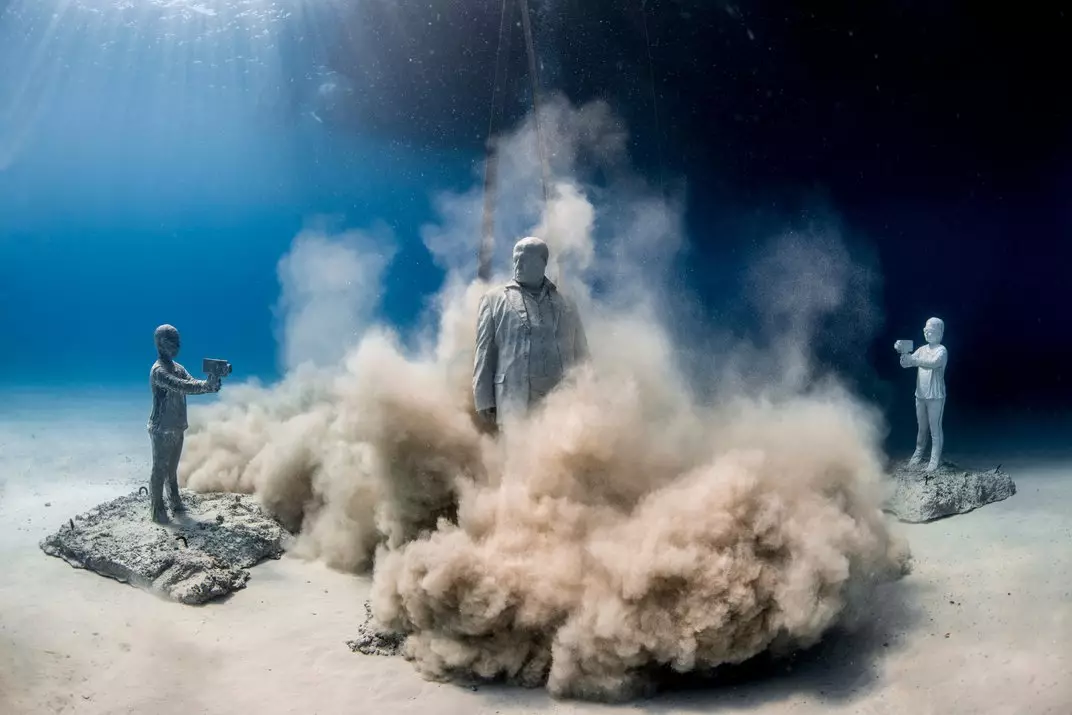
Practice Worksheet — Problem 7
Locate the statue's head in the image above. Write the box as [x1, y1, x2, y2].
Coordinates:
[923, 317, 944, 345]
[512, 236, 549, 288]
[154, 324, 181, 358]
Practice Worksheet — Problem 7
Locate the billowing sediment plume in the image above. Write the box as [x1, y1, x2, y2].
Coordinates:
[179, 94, 908, 700]
[368, 366, 905, 701]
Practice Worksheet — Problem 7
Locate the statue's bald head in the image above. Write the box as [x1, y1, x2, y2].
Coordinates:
[512, 236, 549, 287]
[514, 236, 549, 261]
[155, 324, 180, 358]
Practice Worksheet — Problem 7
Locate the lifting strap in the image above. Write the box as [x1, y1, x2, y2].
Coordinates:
[478, 0, 550, 282]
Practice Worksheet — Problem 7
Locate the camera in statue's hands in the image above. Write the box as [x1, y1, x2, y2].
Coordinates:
[203, 358, 232, 392]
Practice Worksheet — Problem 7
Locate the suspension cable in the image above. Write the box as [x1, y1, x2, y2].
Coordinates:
[478, 0, 513, 282]
[479, 0, 551, 282]
[518, 0, 551, 208]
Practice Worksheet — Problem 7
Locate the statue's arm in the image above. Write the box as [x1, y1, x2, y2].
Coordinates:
[915, 346, 948, 369]
[473, 295, 497, 412]
[151, 365, 214, 395]
[904, 346, 948, 369]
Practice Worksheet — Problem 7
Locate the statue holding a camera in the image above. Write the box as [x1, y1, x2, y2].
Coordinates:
[894, 317, 948, 473]
[146, 324, 230, 523]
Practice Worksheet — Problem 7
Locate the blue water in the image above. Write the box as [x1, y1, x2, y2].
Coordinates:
[0, 1, 476, 388]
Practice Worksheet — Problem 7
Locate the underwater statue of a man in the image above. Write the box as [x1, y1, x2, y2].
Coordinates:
[473, 236, 589, 429]
[147, 324, 220, 523]
[897, 316, 948, 473]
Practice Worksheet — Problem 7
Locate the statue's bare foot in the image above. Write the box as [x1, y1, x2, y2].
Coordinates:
[151, 509, 170, 525]
[924, 461, 939, 473]
[170, 503, 186, 516]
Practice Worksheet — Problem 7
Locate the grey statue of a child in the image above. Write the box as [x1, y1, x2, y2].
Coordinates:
[897, 317, 948, 472]
[147, 324, 220, 523]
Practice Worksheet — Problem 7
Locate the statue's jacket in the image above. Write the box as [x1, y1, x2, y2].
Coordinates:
[147, 359, 213, 433]
[473, 278, 589, 425]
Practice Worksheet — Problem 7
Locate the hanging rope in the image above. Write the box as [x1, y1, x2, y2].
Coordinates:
[478, 0, 514, 282]
[478, 0, 552, 282]
[518, 0, 552, 209]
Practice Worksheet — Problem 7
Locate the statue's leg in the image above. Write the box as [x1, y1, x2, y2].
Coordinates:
[924, 398, 946, 472]
[909, 397, 928, 466]
[148, 431, 169, 523]
[165, 432, 185, 513]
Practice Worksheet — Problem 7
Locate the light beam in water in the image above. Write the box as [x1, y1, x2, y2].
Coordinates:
[0, 0, 365, 168]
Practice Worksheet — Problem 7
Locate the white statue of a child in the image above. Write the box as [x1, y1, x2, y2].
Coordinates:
[897, 317, 948, 472]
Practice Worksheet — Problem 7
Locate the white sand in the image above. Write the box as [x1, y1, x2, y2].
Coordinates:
[1, 392, 1069, 714]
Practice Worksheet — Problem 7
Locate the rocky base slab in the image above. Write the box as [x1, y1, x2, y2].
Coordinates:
[41, 489, 289, 604]
[885, 460, 1016, 523]
[347, 601, 405, 657]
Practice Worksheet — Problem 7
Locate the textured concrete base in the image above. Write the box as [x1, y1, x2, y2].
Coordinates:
[40, 489, 289, 604]
[885, 460, 1016, 523]
[347, 601, 405, 657]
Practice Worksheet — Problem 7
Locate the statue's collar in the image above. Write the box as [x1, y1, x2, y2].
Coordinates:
[506, 278, 556, 295]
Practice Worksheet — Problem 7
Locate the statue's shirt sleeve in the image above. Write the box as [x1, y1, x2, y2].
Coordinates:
[148, 361, 209, 432]
[914, 345, 948, 400]
[473, 294, 499, 412]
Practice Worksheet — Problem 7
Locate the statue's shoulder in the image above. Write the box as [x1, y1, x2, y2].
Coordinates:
[546, 281, 578, 309]
[555, 287, 578, 307]
[481, 283, 514, 304]
[151, 359, 187, 377]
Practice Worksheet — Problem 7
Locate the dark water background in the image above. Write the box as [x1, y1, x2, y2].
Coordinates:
[1, 1, 1069, 458]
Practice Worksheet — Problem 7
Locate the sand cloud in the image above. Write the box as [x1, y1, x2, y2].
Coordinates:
[179, 93, 908, 700]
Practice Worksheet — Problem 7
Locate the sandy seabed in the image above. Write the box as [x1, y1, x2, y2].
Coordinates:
[1, 392, 1069, 715]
